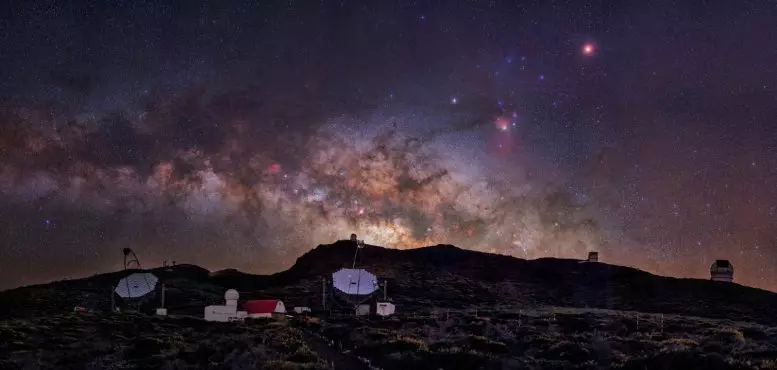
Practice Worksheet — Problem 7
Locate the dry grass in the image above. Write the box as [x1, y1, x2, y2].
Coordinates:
[297, 307, 777, 370]
[0, 312, 330, 370]
[3, 306, 777, 369]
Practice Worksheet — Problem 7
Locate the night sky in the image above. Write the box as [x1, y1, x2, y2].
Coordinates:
[1, 0, 775, 291]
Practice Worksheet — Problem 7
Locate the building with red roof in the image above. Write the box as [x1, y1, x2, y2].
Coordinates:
[244, 299, 286, 318]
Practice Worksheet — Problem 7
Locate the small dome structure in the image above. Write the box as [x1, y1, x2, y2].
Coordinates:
[224, 289, 239, 307]
[710, 260, 734, 282]
[350, 233, 358, 242]
[225, 289, 239, 301]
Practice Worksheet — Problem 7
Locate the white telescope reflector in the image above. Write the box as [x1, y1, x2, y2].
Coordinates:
[332, 268, 378, 296]
[115, 272, 158, 298]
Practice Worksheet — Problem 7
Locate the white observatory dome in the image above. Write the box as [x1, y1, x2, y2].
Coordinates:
[710, 260, 734, 282]
[224, 289, 239, 301]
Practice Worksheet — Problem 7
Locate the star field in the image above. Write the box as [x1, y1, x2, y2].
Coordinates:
[0, 0, 775, 291]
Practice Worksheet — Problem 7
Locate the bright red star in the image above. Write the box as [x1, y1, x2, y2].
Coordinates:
[582, 42, 596, 56]
[266, 162, 281, 175]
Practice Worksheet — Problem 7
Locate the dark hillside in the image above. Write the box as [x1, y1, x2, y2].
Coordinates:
[2, 240, 776, 326]
[287, 241, 777, 325]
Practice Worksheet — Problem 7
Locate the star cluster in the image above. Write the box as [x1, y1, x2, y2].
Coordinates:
[0, 0, 775, 291]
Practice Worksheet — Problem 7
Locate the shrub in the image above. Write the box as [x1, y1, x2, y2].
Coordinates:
[740, 326, 768, 341]
[285, 346, 319, 363]
[542, 340, 591, 363]
[660, 338, 699, 352]
[555, 313, 595, 333]
[709, 327, 746, 345]
[463, 335, 510, 354]
[619, 351, 736, 370]
[264, 360, 328, 370]
[386, 336, 428, 352]
[126, 336, 167, 358]
[421, 349, 496, 370]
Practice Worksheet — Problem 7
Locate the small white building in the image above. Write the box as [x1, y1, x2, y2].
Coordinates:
[376, 302, 395, 317]
[293, 306, 311, 314]
[204, 289, 247, 322]
[710, 260, 734, 282]
[355, 304, 370, 316]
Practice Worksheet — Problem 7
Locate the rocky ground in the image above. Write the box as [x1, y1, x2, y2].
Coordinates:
[3, 307, 777, 369]
[298, 307, 777, 370]
[0, 313, 328, 370]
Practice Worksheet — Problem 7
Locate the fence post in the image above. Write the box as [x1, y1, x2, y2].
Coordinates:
[659, 314, 664, 334]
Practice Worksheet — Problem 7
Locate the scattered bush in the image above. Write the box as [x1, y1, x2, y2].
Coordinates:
[710, 327, 746, 345]
[285, 346, 319, 363]
[619, 351, 738, 370]
[0, 314, 326, 370]
[740, 326, 769, 341]
[543, 340, 591, 363]
[660, 338, 699, 352]
[4, 306, 777, 370]
[462, 335, 510, 354]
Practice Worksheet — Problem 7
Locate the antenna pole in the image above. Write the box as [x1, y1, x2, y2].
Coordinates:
[383, 280, 387, 301]
[322, 277, 327, 310]
[351, 244, 359, 270]
[161, 284, 166, 308]
[126, 275, 132, 300]
[355, 269, 362, 299]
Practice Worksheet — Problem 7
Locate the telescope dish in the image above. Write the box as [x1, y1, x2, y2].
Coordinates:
[332, 268, 378, 296]
[115, 272, 158, 299]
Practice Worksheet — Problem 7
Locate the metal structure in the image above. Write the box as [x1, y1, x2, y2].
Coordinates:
[113, 248, 159, 311]
[122, 248, 142, 269]
[326, 234, 384, 313]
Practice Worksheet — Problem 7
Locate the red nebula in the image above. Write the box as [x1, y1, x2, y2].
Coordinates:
[494, 117, 510, 131]
[266, 162, 281, 175]
[489, 117, 516, 157]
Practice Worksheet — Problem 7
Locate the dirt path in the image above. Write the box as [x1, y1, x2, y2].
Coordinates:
[299, 329, 370, 370]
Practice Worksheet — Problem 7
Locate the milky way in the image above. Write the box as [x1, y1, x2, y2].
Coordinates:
[0, 0, 775, 291]
[0, 94, 616, 286]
